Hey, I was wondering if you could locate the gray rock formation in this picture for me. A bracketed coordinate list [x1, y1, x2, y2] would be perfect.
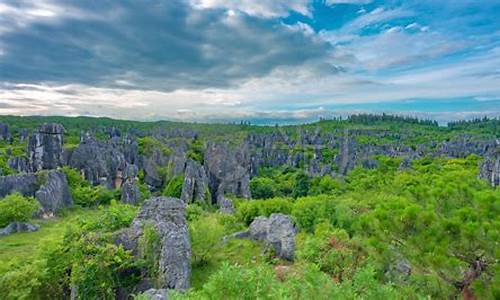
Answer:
[181, 159, 208, 204]
[35, 170, 73, 215]
[28, 123, 65, 172]
[69, 137, 126, 188]
[480, 155, 500, 187]
[0, 123, 10, 141]
[205, 143, 251, 201]
[248, 213, 296, 261]
[0, 222, 40, 236]
[217, 195, 234, 214]
[121, 181, 141, 205]
[18, 128, 29, 142]
[141, 289, 168, 300]
[0, 174, 38, 198]
[7, 156, 30, 173]
[116, 197, 191, 290]
[108, 127, 122, 139]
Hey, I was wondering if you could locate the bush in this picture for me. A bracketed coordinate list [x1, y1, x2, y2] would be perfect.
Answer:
[190, 214, 225, 266]
[138, 224, 161, 284]
[72, 186, 120, 207]
[296, 223, 365, 281]
[250, 177, 277, 199]
[0, 201, 139, 300]
[162, 176, 184, 198]
[236, 198, 293, 225]
[0, 193, 40, 227]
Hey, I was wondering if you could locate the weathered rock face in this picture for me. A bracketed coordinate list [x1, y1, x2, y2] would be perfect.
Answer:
[205, 143, 251, 201]
[0, 222, 40, 236]
[19, 128, 29, 142]
[108, 127, 122, 139]
[248, 213, 296, 261]
[0, 123, 10, 141]
[181, 159, 208, 204]
[480, 155, 500, 187]
[28, 123, 65, 172]
[69, 137, 126, 188]
[117, 197, 191, 290]
[123, 135, 140, 166]
[121, 181, 141, 204]
[0, 174, 38, 198]
[7, 156, 30, 173]
[35, 170, 73, 215]
[141, 289, 168, 300]
[217, 195, 234, 214]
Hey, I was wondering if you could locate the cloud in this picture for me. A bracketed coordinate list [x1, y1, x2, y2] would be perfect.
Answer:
[325, 0, 372, 6]
[189, 0, 311, 18]
[0, 0, 331, 91]
[0, 0, 499, 122]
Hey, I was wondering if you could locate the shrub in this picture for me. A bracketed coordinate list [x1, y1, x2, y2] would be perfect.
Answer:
[0, 193, 40, 227]
[249, 177, 277, 199]
[236, 197, 293, 225]
[296, 223, 365, 281]
[138, 224, 161, 284]
[162, 176, 184, 198]
[72, 186, 120, 207]
[189, 214, 225, 266]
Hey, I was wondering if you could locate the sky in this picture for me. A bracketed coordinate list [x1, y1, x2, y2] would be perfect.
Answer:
[0, 0, 499, 123]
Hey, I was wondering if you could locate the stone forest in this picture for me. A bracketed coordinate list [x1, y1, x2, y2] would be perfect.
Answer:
[0, 115, 498, 299]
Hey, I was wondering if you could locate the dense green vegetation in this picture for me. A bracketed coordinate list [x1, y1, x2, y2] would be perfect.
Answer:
[0, 115, 498, 299]
[0, 193, 39, 227]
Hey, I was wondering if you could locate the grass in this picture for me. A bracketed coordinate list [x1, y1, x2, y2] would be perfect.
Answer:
[0, 208, 100, 269]
[191, 238, 264, 290]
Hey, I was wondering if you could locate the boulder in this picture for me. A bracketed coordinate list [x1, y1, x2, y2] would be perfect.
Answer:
[117, 197, 191, 290]
[248, 213, 296, 261]
[0, 174, 38, 198]
[0, 222, 40, 236]
[28, 123, 65, 172]
[35, 170, 73, 215]
[181, 159, 208, 204]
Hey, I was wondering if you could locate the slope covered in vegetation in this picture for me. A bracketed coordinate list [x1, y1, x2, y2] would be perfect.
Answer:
[0, 115, 498, 299]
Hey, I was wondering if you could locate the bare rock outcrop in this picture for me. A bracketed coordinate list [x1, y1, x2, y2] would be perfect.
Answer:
[0, 222, 40, 236]
[116, 197, 191, 290]
[0, 173, 38, 198]
[0, 123, 10, 141]
[205, 143, 251, 201]
[180, 159, 208, 204]
[69, 137, 126, 188]
[247, 213, 296, 261]
[480, 155, 500, 187]
[28, 123, 65, 172]
[35, 170, 73, 215]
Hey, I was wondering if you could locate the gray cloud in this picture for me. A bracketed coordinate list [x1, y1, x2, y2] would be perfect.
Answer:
[0, 0, 331, 91]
